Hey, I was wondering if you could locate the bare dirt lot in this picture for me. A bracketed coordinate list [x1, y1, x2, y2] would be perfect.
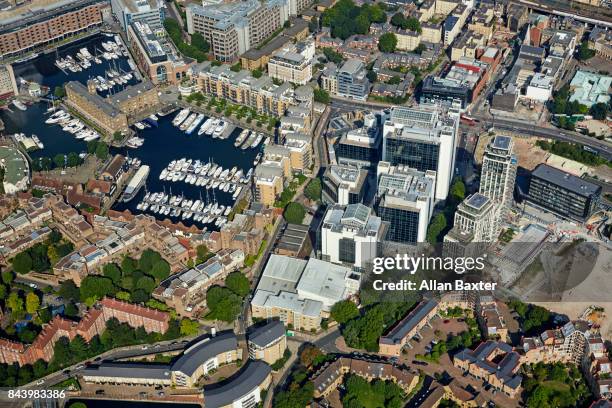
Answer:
[475, 134, 549, 170]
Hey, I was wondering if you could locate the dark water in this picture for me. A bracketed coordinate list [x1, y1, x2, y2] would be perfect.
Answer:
[1, 104, 260, 230]
[0, 102, 88, 159]
[112, 113, 259, 230]
[66, 399, 200, 408]
[12, 33, 140, 98]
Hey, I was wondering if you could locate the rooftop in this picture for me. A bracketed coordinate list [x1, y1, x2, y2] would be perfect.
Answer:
[172, 331, 238, 376]
[203, 361, 271, 408]
[248, 320, 285, 348]
[531, 164, 601, 196]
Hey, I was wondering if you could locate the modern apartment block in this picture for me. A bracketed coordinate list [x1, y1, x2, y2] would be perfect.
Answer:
[322, 164, 368, 206]
[0, 0, 106, 58]
[444, 193, 500, 256]
[320, 59, 371, 101]
[128, 21, 192, 85]
[376, 162, 436, 244]
[334, 112, 383, 169]
[320, 204, 384, 270]
[247, 320, 287, 365]
[190, 61, 313, 118]
[527, 164, 601, 222]
[267, 39, 315, 85]
[111, 0, 164, 31]
[479, 135, 517, 211]
[186, 0, 290, 62]
[251, 255, 361, 331]
[454, 341, 522, 398]
[382, 105, 459, 201]
[254, 144, 292, 206]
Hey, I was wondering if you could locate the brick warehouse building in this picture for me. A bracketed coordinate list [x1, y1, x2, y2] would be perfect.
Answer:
[0, 297, 169, 366]
[0, 0, 107, 58]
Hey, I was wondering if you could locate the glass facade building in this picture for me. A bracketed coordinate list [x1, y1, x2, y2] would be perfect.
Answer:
[377, 206, 420, 243]
[527, 164, 601, 222]
[383, 139, 440, 172]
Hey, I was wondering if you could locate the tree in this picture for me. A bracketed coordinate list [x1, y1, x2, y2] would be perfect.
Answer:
[590, 102, 609, 120]
[121, 256, 138, 275]
[300, 345, 324, 368]
[53, 85, 65, 99]
[366, 70, 378, 82]
[322, 47, 343, 64]
[313, 88, 330, 104]
[331, 300, 359, 324]
[226, 272, 250, 297]
[2, 270, 14, 285]
[196, 245, 212, 264]
[426, 213, 447, 244]
[69, 335, 88, 360]
[79, 276, 116, 302]
[11, 252, 33, 274]
[113, 131, 123, 142]
[136, 276, 156, 294]
[191, 32, 210, 52]
[149, 260, 171, 282]
[304, 179, 322, 201]
[53, 154, 65, 169]
[64, 302, 79, 317]
[414, 43, 427, 54]
[69, 403, 87, 408]
[0, 284, 7, 301]
[252, 68, 263, 78]
[449, 177, 466, 204]
[95, 142, 109, 161]
[577, 40, 595, 61]
[33, 359, 48, 378]
[25, 292, 40, 315]
[284, 202, 306, 224]
[102, 263, 121, 284]
[378, 32, 398, 53]
[7, 292, 24, 314]
[180, 318, 199, 336]
[386, 75, 402, 85]
[206, 286, 241, 322]
[59, 280, 80, 302]
[139, 249, 162, 274]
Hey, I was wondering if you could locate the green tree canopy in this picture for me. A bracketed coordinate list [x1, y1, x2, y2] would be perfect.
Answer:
[206, 286, 242, 322]
[426, 213, 447, 244]
[79, 276, 116, 303]
[378, 32, 398, 53]
[25, 292, 40, 315]
[226, 272, 250, 297]
[284, 202, 306, 224]
[139, 249, 163, 274]
[331, 300, 359, 324]
[304, 178, 322, 201]
[11, 252, 32, 274]
[102, 263, 122, 284]
[59, 279, 80, 302]
[179, 318, 200, 336]
[149, 260, 171, 282]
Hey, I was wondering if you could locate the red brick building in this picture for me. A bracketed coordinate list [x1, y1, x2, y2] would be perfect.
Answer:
[0, 298, 170, 365]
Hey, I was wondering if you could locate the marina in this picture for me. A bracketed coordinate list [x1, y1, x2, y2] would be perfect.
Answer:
[12, 33, 140, 99]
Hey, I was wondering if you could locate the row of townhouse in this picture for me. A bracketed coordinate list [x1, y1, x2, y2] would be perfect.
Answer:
[188, 61, 314, 122]
[152, 249, 245, 316]
[0, 297, 169, 366]
[55, 213, 189, 284]
[0, 197, 52, 261]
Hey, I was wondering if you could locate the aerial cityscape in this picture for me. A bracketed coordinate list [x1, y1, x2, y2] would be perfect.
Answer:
[0, 0, 610, 407]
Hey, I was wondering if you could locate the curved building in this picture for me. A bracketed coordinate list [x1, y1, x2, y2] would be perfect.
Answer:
[203, 360, 272, 408]
[172, 331, 241, 387]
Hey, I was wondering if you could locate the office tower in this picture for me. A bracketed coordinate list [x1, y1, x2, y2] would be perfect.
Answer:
[376, 162, 436, 244]
[320, 204, 384, 270]
[111, 0, 164, 31]
[322, 165, 369, 206]
[527, 164, 601, 222]
[479, 135, 517, 210]
[321, 59, 371, 101]
[382, 105, 459, 201]
[186, 0, 289, 62]
[334, 112, 383, 169]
